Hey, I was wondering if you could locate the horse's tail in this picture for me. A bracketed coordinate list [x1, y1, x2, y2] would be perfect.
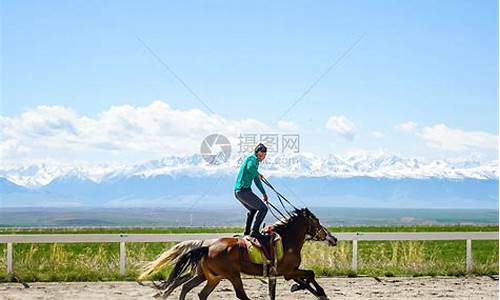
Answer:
[138, 240, 204, 281]
[166, 246, 209, 285]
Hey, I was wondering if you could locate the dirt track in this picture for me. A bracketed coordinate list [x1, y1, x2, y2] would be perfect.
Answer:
[0, 276, 498, 299]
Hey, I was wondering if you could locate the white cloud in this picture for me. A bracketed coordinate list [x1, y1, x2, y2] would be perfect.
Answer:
[418, 124, 498, 151]
[3, 102, 497, 167]
[325, 115, 356, 139]
[370, 131, 384, 138]
[277, 120, 298, 131]
[395, 121, 418, 133]
[0, 101, 274, 164]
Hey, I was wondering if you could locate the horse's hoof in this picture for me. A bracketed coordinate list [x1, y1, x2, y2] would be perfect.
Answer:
[317, 296, 330, 300]
[290, 283, 301, 292]
[152, 292, 162, 298]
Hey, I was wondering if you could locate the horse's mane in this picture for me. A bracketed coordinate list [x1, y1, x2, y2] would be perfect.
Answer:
[270, 208, 314, 232]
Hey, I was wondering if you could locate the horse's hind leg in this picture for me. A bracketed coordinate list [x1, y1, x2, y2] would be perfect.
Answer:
[158, 274, 192, 298]
[227, 274, 250, 300]
[198, 277, 220, 300]
[179, 274, 205, 300]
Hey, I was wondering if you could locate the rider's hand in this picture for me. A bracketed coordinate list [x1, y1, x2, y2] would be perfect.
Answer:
[263, 194, 268, 203]
[259, 174, 265, 180]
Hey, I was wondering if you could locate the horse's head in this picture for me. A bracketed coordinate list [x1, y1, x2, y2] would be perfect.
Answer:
[299, 208, 337, 246]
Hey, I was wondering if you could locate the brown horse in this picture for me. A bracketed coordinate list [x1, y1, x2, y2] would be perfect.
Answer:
[139, 208, 337, 299]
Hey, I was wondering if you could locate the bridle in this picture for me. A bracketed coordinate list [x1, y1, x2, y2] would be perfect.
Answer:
[306, 217, 329, 241]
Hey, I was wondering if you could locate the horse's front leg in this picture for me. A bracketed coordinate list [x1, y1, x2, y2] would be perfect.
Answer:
[286, 269, 327, 299]
[307, 270, 327, 299]
[291, 278, 315, 293]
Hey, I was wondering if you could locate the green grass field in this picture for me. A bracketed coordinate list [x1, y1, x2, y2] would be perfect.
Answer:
[0, 225, 498, 282]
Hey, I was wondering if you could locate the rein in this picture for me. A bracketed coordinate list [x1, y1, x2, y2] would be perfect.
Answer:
[267, 201, 288, 220]
[261, 177, 299, 219]
[260, 177, 327, 241]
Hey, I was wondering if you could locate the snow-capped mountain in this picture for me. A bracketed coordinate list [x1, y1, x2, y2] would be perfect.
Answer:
[0, 177, 27, 193]
[0, 162, 123, 188]
[0, 153, 498, 188]
[0, 153, 497, 209]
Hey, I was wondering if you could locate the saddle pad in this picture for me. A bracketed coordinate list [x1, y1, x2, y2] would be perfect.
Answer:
[239, 234, 284, 265]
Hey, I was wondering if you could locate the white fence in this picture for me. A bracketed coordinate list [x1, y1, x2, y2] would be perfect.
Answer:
[1, 232, 498, 276]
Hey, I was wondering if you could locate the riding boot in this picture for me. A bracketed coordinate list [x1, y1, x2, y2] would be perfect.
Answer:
[250, 230, 271, 250]
[250, 230, 264, 239]
[244, 211, 256, 236]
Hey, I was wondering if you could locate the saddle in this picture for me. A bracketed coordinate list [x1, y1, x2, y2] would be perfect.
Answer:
[238, 231, 284, 265]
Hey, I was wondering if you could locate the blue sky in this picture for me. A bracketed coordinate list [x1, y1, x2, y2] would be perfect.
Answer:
[1, 0, 498, 163]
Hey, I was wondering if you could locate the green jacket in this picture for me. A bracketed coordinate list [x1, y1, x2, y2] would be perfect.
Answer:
[234, 154, 266, 195]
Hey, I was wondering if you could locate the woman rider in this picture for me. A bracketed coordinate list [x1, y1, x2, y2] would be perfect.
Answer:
[234, 143, 268, 238]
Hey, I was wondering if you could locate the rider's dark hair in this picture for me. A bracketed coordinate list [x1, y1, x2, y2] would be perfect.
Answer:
[254, 143, 267, 154]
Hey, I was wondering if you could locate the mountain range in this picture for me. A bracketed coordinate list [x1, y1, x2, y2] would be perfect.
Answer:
[1, 153, 498, 209]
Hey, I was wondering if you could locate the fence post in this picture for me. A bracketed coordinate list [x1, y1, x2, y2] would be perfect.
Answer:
[7, 242, 13, 274]
[352, 239, 358, 273]
[466, 239, 472, 273]
[119, 241, 126, 277]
